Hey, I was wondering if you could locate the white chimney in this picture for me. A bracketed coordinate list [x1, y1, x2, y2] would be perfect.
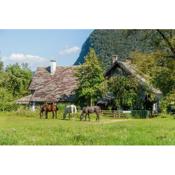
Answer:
[50, 60, 56, 75]
[112, 55, 118, 64]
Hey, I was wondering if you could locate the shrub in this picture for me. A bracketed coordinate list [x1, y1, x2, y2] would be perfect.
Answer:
[0, 102, 18, 111]
[131, 110, 150, 118]
[160, 89, 175, 113]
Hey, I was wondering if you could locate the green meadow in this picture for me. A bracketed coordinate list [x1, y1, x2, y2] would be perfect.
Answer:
[0, 111, 175, 145]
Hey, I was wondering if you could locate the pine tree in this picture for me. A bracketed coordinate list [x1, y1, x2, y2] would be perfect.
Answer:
[75, 48, 104, 106]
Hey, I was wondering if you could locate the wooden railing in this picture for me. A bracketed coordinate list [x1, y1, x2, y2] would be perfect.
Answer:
[101, 110, 129, 118]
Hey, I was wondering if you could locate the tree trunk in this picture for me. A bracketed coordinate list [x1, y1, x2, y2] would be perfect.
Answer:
[90, 97, 93, 107]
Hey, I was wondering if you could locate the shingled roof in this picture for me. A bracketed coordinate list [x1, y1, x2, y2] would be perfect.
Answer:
[16, 95, 32, 104]
[28, 66, 78, 102]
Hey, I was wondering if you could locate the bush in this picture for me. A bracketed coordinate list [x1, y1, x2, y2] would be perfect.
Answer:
[160, 89, 175, 113]
[158, 113, 173, 118]
[131, 110, 150, 118]
[0, 102, 18, 111]
[15, 108, 38, 118]
[57, 103, 68, 111]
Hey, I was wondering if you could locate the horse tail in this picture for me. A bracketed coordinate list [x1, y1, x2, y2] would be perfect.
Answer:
[75, 106, 77, 113]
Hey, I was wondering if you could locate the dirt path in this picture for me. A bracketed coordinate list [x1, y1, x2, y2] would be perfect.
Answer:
[99, 119, 131, 124]
[84, 119, 131, 125]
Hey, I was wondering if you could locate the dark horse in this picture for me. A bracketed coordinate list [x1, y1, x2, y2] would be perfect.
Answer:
[80, 106, 101, 121]
[40, 103, 58, 119]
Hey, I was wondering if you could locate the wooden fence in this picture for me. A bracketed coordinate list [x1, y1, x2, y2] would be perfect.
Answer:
[102, 110, 129, 118]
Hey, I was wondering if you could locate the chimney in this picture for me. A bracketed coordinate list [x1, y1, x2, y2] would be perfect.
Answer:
[112, 55, 118, 64]
[50, 60, 56, 75]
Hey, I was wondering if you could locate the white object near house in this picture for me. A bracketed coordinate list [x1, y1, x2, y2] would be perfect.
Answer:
[112, 55, 118, 64]
[31, 102, 36, 112]
[123, 110, 131, 114]
[50, 60, 57, 75]
[153, 103, 158, 114]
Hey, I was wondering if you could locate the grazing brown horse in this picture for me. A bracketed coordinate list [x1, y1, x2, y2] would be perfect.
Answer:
[40, 103, 58, 119]
[80, 106, 101, 121]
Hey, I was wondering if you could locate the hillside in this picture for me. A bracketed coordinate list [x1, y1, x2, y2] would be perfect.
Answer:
[74, 29, 175, 70]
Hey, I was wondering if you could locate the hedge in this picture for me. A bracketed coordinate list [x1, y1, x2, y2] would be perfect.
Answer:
[0, 102, 18, 111]
[131, 110, 150, 118]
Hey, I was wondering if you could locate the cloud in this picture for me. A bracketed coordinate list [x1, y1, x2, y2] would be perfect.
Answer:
[2, 53, 50, 71]
[59, 46, 80, 55]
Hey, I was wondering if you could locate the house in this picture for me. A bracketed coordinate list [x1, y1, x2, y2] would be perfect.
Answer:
[16, 60, 78, 111]
[17, 55, 162, 112]
[98, 55, 162, 111]
[105, 55, 162, 96]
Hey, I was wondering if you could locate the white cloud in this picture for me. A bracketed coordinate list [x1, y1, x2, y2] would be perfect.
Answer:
[2, 53, 50, 71]
[59, 46, 80, 55]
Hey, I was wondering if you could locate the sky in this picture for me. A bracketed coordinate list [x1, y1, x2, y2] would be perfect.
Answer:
[0, 29, 93, 71]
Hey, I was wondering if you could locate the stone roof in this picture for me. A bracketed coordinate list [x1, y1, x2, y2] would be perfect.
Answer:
[16, 95, 32, 104]
[105, 60, 162, 96]
[29, 66, 78, 102]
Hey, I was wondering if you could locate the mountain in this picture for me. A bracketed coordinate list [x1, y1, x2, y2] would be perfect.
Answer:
[74, 29, 175, 70]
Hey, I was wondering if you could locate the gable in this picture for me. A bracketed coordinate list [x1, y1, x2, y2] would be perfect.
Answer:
[105, 60, 162, 96]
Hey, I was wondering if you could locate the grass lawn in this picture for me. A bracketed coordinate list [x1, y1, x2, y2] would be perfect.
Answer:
[0, 111, 175, 145]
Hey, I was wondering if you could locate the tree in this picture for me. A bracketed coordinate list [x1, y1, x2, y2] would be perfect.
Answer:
[0, 58, 3, 72]
[156, 29, 175, 58]
[160, 89, 175, 112]
[0, 87, 14, 111]
[0, 59, 32, 111]
[130, 50, 175, 96]
[75, 29, 175, 70]
[108, 76, 140, 109]
[75, 48, 104, 106]
[6, 63, 32, 97]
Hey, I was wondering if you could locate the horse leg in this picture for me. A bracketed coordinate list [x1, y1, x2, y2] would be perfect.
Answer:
[80, 113, 83, 121]
[52, 111, 54, 119]
[69, 113, 71, 120]
[85, 113, 87, 121]
[96, 112, 99, 121]
[55, 110, 57, 119]
[63, 112, 66, 120]
[40, 111, 42, 119]
[45, 111, 48, 119]
[88, 113, 90, 121]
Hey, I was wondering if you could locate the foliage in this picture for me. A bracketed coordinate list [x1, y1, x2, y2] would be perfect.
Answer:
[107, 76, 140, 109]
[0, 61, 32, 111]
[6, 63, 32, 97]
[75, 48, 104, 106]
[0, 58, 3, 72]
[0, 87, 18, 111]
[130, 51, 163, 77]
[75, 29, 175, 70]
[131, 49, 175, 96]
[160, 89, 175, 112]
[131, 110, 150, 118]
